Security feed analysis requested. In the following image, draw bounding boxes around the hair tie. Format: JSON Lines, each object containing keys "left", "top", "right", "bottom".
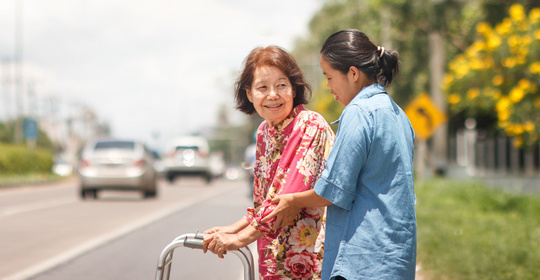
{"left": 377, "top": 46, "right": 385, "bottom": 59}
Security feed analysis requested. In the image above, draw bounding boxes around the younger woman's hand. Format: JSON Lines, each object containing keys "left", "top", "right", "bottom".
{"left": 262, "top": 193, "right": 302, "bottom": 231}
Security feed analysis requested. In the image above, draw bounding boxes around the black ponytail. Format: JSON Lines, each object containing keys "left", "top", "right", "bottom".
{"left": 321, "top": 29, "right": 400, "bottom": 87}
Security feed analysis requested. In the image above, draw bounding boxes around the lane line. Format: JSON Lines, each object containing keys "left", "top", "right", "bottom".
{"left": 1, "top": 198, "right": 78, "bottom": 216}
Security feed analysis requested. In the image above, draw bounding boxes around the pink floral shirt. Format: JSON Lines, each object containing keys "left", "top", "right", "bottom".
{"left": 245, "top": 105, "right": 335, "bottom": 280}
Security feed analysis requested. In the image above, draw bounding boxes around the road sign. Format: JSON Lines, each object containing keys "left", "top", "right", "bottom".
{"left": 23, "top": 118, "right": 38, "bottom": 140}
{"left": 404, "top": 94, "right": 447, "bottom": 140}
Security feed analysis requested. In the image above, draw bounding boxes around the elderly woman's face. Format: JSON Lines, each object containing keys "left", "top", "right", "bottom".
{"left": 247, "top": 66, "right": 295, "bottom": 126}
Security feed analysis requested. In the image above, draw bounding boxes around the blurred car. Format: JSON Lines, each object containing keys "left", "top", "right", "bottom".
{"left": 162, "top": 136, "right": 213, "bottom": 183}
{"left": 52, "top": 158, "right": 73, "bottom": 177}
{"left": 77, "top": 139, "right": 158, "bottom": 199}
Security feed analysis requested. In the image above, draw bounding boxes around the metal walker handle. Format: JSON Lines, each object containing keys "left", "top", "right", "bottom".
{"left": 155, "top": 232, "right": 255, "bottom": 280}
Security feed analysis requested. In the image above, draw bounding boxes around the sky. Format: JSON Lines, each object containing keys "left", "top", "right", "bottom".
{"left": 0, "top": 0, "right": 323, "bottom": 150}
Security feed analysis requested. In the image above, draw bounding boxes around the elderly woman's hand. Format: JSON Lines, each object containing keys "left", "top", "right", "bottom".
{"left": 202, "top": 232, "right": 241, "bottom": 259}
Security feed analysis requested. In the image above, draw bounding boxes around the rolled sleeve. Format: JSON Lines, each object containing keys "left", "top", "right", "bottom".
{"left": 245, "top": 202, "right": 277, "bottom": 234}
{"left": 314, "top": 105, "right": 371, "bottom": 211}
{"left": 314, "top": 175, "right": 355, "bottom": 210}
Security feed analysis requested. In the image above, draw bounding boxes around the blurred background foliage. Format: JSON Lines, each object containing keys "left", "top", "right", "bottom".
{"left": 292, "top": 0, "right": 540, "bottom": 146}
{"left": 0, "top": 119, "right": 55, "bottom": 176}
{"left": 444, "top": 4, "right": 540, "bottom": 149}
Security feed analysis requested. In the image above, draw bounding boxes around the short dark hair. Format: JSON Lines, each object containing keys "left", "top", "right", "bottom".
{"left": 320, "top": 29, "right": 400, "bottom": 86}
{"left": 234, "top": 46, "right": 311, "bottom": 115}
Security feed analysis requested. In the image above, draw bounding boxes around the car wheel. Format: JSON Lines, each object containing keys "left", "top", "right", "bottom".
{"left": 80, "top": 189, "right": 86, "bottom": 199}
{"left": 92, "top": 189, "right": 98, "bottom": 199}
{"left": 166, "top": 174, "right": 175, "bottom": 183}
{"left": 205, "top": 174, "right": 213, "bottom": 184}
{"left": 144, "top": 189, "right": 157, "bottom": 198}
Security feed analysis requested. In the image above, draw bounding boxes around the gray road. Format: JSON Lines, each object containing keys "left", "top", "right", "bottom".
{"left": 0, "top": 177, "right": 256, "bottom": 280}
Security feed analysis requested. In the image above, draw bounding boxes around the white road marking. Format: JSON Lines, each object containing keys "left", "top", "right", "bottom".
{"left": 1, "top": 198, "right": 77, "bottom": 216}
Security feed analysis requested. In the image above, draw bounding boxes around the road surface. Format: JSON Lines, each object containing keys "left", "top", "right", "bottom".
{"left": 0, "top": 177, "right": 256, "bottom": 280}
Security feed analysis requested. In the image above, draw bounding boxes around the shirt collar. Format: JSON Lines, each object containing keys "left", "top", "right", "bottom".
{"left": 331, "top": 83, "right": 387, "bottom": 125}
{"left": 267, "top": 104, "right": 305, "bottom": 134}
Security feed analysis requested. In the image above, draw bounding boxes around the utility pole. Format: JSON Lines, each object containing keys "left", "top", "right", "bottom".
{"left": 1, "top": 59, "right": 11, "bottom": 121}
{"left": 14, "top": 0, "right": 24, "bottom": 143}
{"left": 429, "top": 31, "right": 448, "bottom": 174}
{"left": 429, "top": 0, "right": 448, "bottom": 175}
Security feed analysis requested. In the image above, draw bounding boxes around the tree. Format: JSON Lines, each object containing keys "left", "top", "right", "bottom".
{"left": 443, "top": 4, "right": 540, "bottom": 148}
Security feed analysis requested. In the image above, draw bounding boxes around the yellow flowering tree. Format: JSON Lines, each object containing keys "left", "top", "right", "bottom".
{"left": 443, "top": 4, "right": 540, "bottom": 148}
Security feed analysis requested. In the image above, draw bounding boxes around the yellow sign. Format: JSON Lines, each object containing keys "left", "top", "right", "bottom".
{"left": 404, "top": 94, "right": 447, "bottom": 140}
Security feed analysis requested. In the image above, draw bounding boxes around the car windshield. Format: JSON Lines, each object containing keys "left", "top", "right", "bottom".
{"left": 175, "top": 146, "right": 199, "bottom": 152}
{"left": 94, "top": 141, "right": 135, "bottom": 151}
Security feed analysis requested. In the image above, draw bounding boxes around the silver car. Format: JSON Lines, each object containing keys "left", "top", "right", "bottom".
{"left": 162, "top": 136, "right": 213, "bottom": 183}
{"left": 78, "top": 139, "right": 158, "bottom": 199}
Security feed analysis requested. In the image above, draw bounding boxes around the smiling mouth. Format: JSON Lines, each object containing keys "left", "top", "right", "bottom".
{"left": 264, "top": 104, "right": 283, "bottom": 111}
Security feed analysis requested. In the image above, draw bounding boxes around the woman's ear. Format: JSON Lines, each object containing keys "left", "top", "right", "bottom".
{"left": 348, "top": 66, "right": 361, "bottom": 82}
{"left": 246, "top": 88, "right": 253, "bottom": 103}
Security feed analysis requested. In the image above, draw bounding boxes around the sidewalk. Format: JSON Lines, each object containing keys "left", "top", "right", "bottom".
{"left": 444, "top": 164, "right": 540, "bottom": 194}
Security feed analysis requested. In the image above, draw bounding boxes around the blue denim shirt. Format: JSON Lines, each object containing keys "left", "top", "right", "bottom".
{"left": 314, "top": 83, "right": 417, "bottom": 280}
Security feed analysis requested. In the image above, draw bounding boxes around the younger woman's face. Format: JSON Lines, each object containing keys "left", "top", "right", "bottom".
{"left": 246, "top": 66, "right": 295, "bottom": 126}
{"left": 320, "top": 55, "right": 360, "bottom": 106}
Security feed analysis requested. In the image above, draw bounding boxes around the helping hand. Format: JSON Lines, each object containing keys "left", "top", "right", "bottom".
{"left": 261, "top": 193, "right": 301, "bottom": 231}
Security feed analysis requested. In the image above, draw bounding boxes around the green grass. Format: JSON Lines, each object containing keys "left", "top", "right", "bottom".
{"left": 0, "top": 173, "right": 65, "bottom": 188}
{"left": 416, "top": 178, "right": 540, "bottom": 280}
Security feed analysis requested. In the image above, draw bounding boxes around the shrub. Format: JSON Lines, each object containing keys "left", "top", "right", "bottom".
{"left": 0, "top": 143, "right": 54, "bottom": 174}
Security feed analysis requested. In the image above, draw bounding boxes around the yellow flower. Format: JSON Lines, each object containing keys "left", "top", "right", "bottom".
{"left": 466, "top": 88, "right": 480, "bottom": 100}
{"left": 509, "top": 4, "right": 526, "bottom": 22}
{"left": 508, "top": 35, "right": 521, "bottom": 49}
{"left": 535, "top": 30, "right": 540, "bottom": 40}
{"left": 509, "top": 87, "right": 526, "bottom": 103}
{"left": 487, "top": 34, "right": 502, "bottom": 49}
{"left": 517, "top": 79, "right": 531, "bottom": 89}
{"left": 530, "top": 8, "right": 540, "bottom": 23}
{"left": 502, "top": 57, "right": 517, "bottom": 68}
{"left": 455, "top": 64, "right": 469, "bottom": 78}
{"left": 448, "top": 93, "right": 461, "bottom": 104}
{"left": 496, "top": 19, "right": 512, "bottom": 36}
{"left": 476, "top": 22, "right": 492, "bottom": 36}
{"left": 496, "top": 97, "right": 511, "bottom": 112}
{"left": 513, "top": 124, "right": 525, "bottom": 135}
{"left": 499, "top": 110, "right": 511, "bottom": 122}
{"left": 492, "top": 75, "right": 504, "bottom": 86}
{"left": 470, "top": 59, "right": 485, "bottom": 70}
{"left": 529, "top": 62, "right": 540, "bottom": 74}
{"left": 524, "top": 121, "right": 535, "bottom": 132}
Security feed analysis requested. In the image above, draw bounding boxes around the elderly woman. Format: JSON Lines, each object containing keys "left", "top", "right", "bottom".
{"left": 202, "top": 46, "right": 334, "bottom": 280}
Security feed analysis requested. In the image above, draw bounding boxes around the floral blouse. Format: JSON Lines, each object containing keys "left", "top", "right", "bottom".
{"left": 245, "top": 105, "right": 335, "bottom": 280}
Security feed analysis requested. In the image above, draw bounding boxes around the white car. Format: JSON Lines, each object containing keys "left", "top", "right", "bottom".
{"left": 78, "top": 139, "right": 158, "bottom": 199}
{"left": 162, "top": 136, "right": 213, "bottom": 183}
